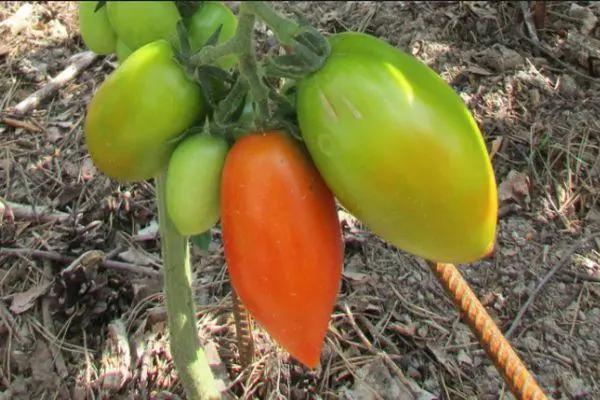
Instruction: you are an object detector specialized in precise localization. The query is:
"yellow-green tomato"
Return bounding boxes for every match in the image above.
[297,32,498,264]
[186,1,238,69]
[115,38,133,63]
[78,1,117,55]
[166,134,229,236]
[106,1,181,51]
[84,39,206,182]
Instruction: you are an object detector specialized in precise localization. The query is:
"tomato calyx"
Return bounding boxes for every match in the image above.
[93,1,106,13]
[174,0,202,19]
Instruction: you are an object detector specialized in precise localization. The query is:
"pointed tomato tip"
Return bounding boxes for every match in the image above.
[294,354,320,370]
[483,239,496,259]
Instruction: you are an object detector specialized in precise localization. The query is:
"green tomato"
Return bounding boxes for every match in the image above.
[296,32,498,264]
[186,1,238,69]
[106,1,181,51]
[115,38,133,63]
[84,39,206,183]
[166,133,229,236]
[78,1,117,55]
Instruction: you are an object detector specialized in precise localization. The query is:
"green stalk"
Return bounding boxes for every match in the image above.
[155,171,221,400]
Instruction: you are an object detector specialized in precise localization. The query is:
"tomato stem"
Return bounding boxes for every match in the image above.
[242,2,299,46]
[155,171,222,400]
[236,7,270,127]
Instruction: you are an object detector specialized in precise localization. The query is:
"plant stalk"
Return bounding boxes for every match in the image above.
[155,171,221,400]
[241,1,300,45]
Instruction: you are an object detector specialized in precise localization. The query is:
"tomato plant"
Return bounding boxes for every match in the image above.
[84,39,205,182]
[106,1,181,51]
[78,1,117,55]
[166,133,229,236]
[185,1,238,70]
[76,2,522,399]
[296,32,498,264]
[220,131,344,368]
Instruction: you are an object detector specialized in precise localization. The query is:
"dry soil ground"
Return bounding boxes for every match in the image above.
[1,1,600,399]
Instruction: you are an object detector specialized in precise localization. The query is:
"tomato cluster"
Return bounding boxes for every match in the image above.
[81,1,498,370]
[79,1,237,64]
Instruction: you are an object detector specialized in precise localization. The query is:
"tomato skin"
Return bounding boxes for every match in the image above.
[84,39,205,182]
[106,1,181,51]
[296,32,498,264]
[115,37,133,63]
[166,134,229,236]
[78,1,117,55]
[220,131,344,369]
[185,2,238,69]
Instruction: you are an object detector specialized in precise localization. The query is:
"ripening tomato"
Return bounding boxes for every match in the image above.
[106,1,181,51]
[296,32,498,264]
[115,38,133,63]
[185,1,238,69]
[84,39,205,182]
[78,1,117,55]
[166,133,229,236]
[220,131,344,369]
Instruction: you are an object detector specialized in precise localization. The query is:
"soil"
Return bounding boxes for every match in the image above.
[1,1,600,399]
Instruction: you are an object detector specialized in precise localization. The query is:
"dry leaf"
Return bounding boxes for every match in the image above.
[80,157,96,182]
[118,248,157,266]
[343,271,371,283]
[345,356,437,400]
[132,220,159,242]
[498,170,530,203]
[465,65,493,76]
[10,280,52,314]
[489,136,503,159]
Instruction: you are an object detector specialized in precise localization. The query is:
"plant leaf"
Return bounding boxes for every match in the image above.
[190,230,212,252]
[94,1,107,12]
[199,64,235,85]
[204,24,224,47]
[176,20,191,59]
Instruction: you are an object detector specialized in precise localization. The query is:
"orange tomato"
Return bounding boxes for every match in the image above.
[220,130,344,368]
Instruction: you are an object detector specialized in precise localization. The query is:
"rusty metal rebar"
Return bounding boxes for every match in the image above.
[231,289,255,369]
[428,261,548,400]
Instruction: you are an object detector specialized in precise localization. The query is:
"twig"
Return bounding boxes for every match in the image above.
[0,116,42,132]
[41,260,69,379]
[343,303,437,400]
[0,247,162,277]
[520,1,541,57]
[533,1,547,30]
[11,51,99,116]
[569,285,586,338]
[0,300,26,344]
[559,270,600,283]
[519,32,600,85]
[505,231,600,339]
[0,198,71,223]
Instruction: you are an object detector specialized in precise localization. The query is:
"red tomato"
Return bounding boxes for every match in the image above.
[220,131,344,369]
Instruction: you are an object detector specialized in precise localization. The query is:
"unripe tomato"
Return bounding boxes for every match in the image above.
[297,32,498,264]
[220,131,344,369]
[185,1,238,69]
[84,39,205,182]
[115,38,133,63]
[78,1,117,55]
[166,133,229,236]
[106,1,181,51]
